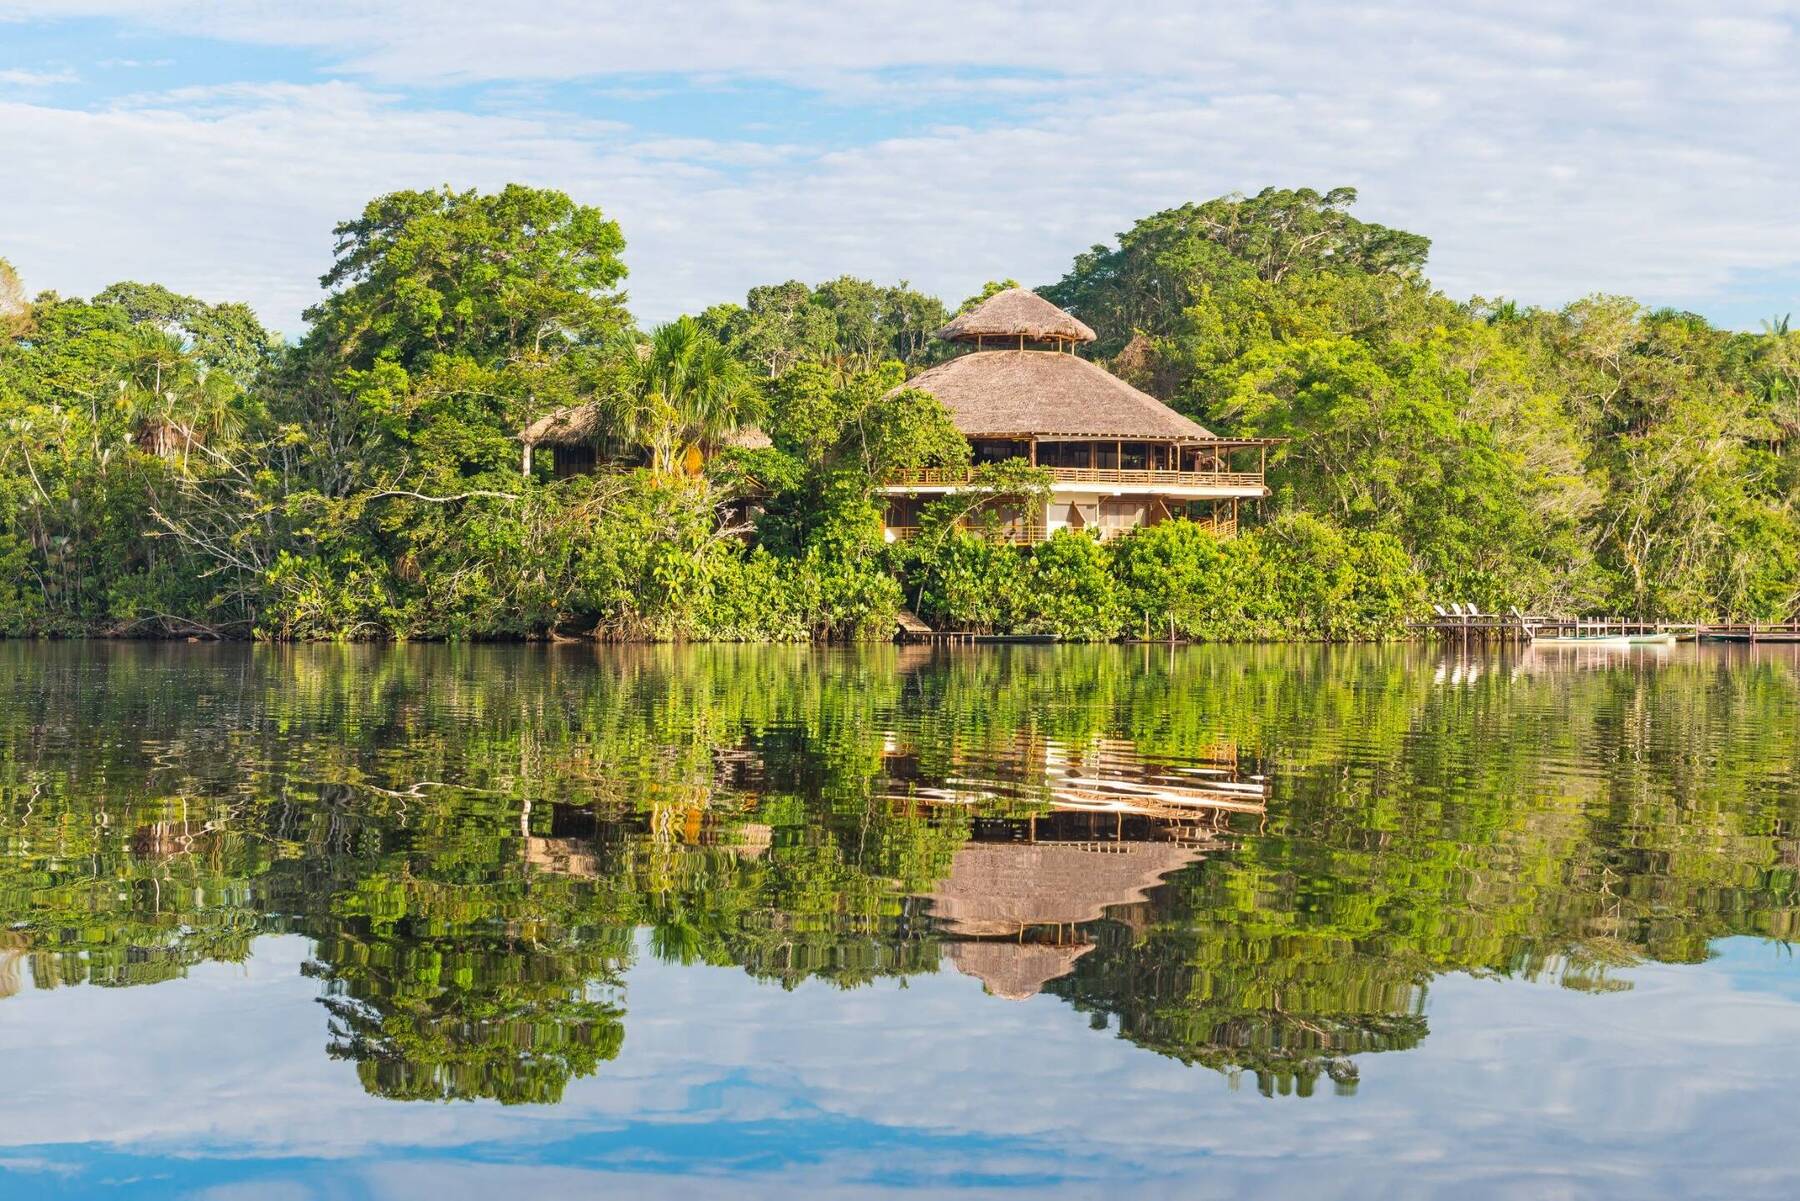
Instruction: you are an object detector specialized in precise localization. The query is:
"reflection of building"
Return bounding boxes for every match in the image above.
[0,933,23,1000]
[930,836,1207,1000]
[896,735,1270,1000]
[517,734,1273,1007]
[944,942,1086,1003]
[884,735,1267,824]
[524,835,601,878]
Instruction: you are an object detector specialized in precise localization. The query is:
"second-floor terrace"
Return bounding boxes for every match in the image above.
[883,437,1273,497]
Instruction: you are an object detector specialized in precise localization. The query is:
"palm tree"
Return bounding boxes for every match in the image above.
[117,329,246,467]
[605,316,758,475]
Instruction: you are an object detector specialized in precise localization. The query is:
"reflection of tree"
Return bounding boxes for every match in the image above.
[1,640,1798,1102]
[278,802,634,1105]
[305,931,627,1105]
[1047,898,1431,1097]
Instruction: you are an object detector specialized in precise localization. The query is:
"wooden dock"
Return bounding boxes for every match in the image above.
[895,609,935,642]
[1417,607,1800,645]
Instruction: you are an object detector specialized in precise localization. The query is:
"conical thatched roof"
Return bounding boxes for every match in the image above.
[937,288,1096,344]
[520,402,604,447]
[899,350,1219,441]
[945,941,1091,1001]
[927,841,1202,938]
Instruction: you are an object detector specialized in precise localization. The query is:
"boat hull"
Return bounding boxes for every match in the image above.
[1529,633,1677,648]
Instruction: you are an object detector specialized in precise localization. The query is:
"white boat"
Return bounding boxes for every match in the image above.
[1528,631,1677,648]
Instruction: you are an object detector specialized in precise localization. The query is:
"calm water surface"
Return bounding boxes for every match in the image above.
[2,641,1798,1199]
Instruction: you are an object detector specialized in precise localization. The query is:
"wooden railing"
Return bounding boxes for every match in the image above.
[887,466,1265,490]
[888,516,1233,544]
[886,523,1043,545]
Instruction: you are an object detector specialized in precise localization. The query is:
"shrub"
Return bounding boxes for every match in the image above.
[1019,530,1123,640]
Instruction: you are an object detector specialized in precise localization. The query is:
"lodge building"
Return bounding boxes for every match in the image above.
[881,287,1271,543]
[516,287,1270,545]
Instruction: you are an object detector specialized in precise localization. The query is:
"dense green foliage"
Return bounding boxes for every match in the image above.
[1049,188,1800,617]
[2,642,1795,1100]
[3,183,1794,640]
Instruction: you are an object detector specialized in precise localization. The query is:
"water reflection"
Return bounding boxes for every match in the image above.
[1,641,1797,1113]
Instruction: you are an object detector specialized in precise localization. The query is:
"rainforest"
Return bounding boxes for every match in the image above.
[3,185,1797,642]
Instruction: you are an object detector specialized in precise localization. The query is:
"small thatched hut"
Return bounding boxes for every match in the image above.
[517,402,769,478]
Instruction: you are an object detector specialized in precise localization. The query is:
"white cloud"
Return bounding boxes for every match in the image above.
[0,66,76,86]
[0,2,1797,331]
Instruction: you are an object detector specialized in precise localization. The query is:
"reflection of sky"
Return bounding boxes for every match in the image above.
[3,934,1798,1199]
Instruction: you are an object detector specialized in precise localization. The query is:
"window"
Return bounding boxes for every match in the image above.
[972,440,1027,465]
[1100,497,1143,530]
[886,496,923,529]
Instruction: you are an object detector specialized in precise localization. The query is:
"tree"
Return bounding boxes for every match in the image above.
[1043,187,1431,354]
[605,317,760,476]
[92,281,273,385]
[0,258,33,340]
[701,276,949,379]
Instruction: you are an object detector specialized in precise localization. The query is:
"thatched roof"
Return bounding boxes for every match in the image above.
[899,349,1219,441]
[937,288,1096,344]
[927,841,1202,938]
[520,402,604,447]
[520,405,771,452]
[945,941,1091,1001]
[717,424,772,451]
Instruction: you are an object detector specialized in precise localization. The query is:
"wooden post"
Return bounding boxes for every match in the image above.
[521,443,533,477]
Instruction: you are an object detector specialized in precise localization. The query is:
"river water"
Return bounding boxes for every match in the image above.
[1,641,1797,1199]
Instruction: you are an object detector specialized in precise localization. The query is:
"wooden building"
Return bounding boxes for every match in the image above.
[882,287,1271,543]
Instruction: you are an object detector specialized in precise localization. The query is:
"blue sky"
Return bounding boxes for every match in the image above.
[3,1,1799,335]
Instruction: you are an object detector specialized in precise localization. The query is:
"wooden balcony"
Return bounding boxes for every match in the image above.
[886,523,1043,545]
[887,513,1236,544]
[886,466,1266,491]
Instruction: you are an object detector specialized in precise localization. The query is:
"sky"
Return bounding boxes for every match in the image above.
[2,1,1798,337]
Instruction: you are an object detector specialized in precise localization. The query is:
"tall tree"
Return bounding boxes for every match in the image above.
[0,258,33,340]
[1043,187,1430,354]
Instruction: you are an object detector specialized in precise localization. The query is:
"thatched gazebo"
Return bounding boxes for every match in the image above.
[936,287,1097,347]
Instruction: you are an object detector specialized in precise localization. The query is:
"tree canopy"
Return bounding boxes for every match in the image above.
[2,181,1795,640]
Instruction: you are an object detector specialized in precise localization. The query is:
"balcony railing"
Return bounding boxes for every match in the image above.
[887,514,1237,544]
[886,523,1043,545]
[886,466,1265,490]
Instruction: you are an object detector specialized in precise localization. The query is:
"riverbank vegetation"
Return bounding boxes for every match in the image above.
[3,184,1797,641]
